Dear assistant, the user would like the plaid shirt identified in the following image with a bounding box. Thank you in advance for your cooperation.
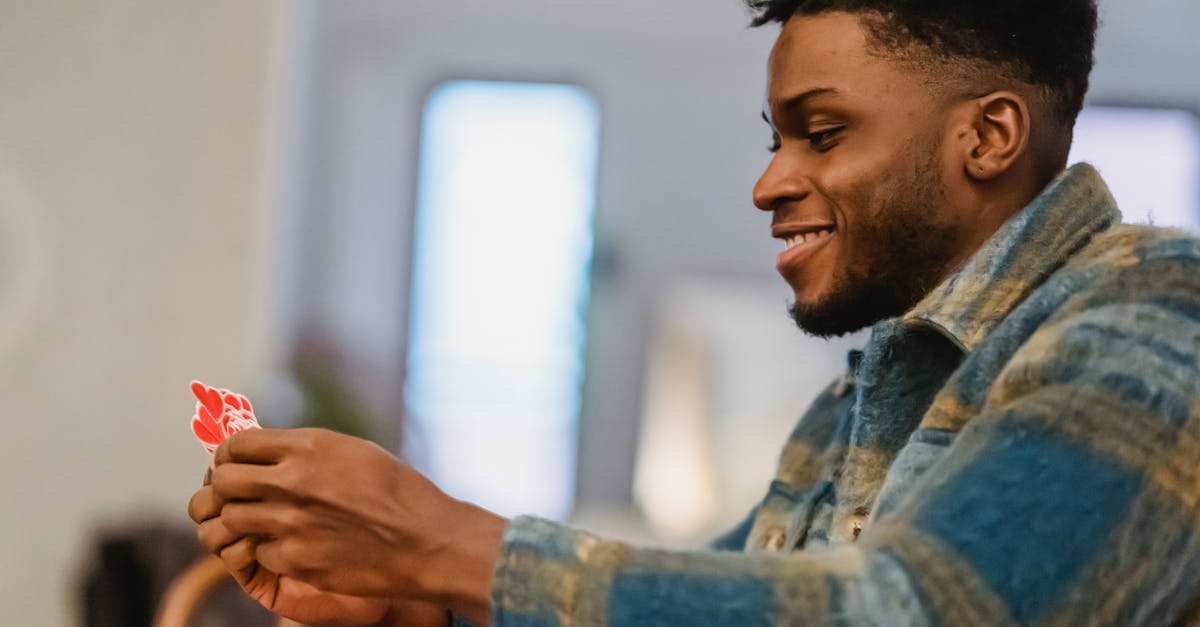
[487,164,1200,626]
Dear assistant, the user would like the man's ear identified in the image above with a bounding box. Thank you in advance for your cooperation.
[963,91,1031,181]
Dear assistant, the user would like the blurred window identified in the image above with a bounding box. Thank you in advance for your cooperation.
[1069,106,1200,232]
[405,81,600,520]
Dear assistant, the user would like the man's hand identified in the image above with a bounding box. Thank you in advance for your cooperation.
[197,428,506,625]
[190,475,451,627]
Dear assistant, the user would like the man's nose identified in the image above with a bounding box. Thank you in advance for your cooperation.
[753,154,810,212]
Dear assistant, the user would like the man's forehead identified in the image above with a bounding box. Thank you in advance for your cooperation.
[762,11,931,121]
[765,12,875,102]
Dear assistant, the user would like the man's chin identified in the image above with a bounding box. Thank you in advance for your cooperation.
[785,252,948,337]
[788,300,875,338]
[787,285,900,338]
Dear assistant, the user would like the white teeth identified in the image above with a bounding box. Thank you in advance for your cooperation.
[783,229,834,251]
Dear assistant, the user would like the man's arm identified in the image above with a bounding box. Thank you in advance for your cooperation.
[488,293,1200,625]
[201,256,1200,625]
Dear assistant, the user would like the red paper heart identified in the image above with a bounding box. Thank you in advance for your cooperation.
[189,380,260,454]
[194,405,220,438]
[191,414,222,447]
[194,383,225,425]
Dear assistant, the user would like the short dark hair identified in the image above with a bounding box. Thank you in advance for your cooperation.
[746,0,1098,126]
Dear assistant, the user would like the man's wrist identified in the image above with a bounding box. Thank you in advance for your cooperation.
[421,499,508,627]
[371,598,453,627]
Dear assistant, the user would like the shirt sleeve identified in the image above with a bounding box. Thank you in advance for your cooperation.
[448,613,477,627]
[489,259,1200,626]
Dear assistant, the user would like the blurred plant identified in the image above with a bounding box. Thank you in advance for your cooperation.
[286,329,398,448]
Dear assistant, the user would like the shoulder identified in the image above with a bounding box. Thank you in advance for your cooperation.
[1048,223,1200,321]
[1071,222,1200,280]
[988,223,1200,411]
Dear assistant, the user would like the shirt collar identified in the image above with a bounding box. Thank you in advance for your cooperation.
[901,163,1121,353]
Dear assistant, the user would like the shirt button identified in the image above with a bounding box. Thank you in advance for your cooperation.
[761,528,786,551]
[843,514,868,542]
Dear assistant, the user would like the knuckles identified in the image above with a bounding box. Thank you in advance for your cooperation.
[220,504,255,535]
[280,538,312,574]
[209,466,234,497]
[209,464,257,500]
[293,428,324,456]
[274,461,313,498]
[258,537,309,578]
[277,506,308,532]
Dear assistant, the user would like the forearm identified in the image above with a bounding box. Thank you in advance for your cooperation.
[492,517,878,626]
[477,295,1200,625]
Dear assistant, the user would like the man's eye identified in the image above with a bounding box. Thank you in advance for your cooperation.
[807,127,844,152]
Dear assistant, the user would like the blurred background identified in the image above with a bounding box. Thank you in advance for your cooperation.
[1,1,1197,625]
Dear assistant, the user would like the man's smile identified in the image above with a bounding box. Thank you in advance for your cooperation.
[773,221,836,275]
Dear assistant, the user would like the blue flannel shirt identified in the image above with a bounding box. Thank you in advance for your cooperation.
[486,163,1200,626]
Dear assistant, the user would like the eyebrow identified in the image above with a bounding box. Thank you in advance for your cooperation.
[761,87,840,127]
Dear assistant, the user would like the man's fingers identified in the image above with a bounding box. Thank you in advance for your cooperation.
[197,517,242,554]
[218,537,259,582]
[221,501,303,537]
[210,462,285,501]
[254,537,301,580]
[187,486,224,523]
[214,428,294,466]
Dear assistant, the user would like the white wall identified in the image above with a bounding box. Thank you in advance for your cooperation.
[0,2,279,624]
[1091,0,1200,108]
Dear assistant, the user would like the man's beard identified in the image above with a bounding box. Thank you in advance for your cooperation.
[789,160,963,338]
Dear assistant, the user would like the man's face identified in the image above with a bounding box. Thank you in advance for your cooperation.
[755,12,972,337]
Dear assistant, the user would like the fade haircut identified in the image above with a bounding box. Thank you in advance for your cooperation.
[746,0,1099,127]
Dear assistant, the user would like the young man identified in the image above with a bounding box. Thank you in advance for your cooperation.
[190,1,1200,624]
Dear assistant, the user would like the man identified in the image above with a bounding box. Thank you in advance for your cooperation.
[189,0,1200,624]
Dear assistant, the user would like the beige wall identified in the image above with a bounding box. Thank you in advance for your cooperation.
[0,2,279,624]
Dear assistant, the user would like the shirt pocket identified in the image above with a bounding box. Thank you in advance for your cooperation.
[871,428,956,517]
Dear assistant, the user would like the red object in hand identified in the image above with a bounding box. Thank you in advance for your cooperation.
[190,380,261,454]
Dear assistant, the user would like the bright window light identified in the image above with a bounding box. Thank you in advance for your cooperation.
[1069,106,1200,232]
[405,81,600,520]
